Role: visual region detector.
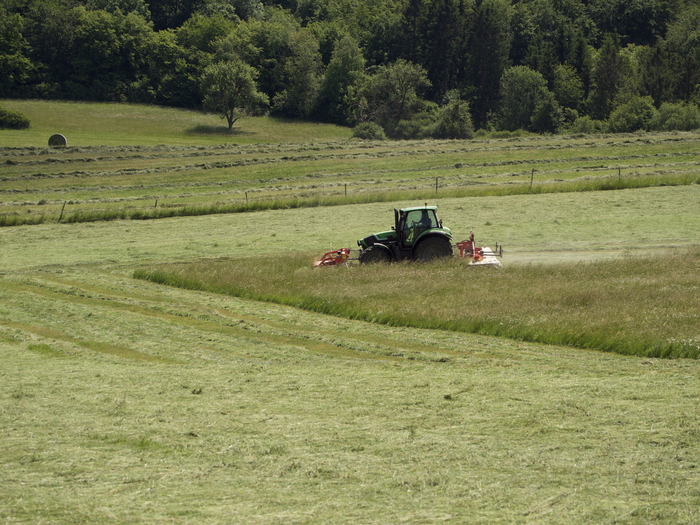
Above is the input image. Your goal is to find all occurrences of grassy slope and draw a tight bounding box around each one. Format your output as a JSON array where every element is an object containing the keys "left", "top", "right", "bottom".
[
  {"left": 0, "top": 99, "right": 352, "bottom": 147},
  {"left": 1, "top": 101, "right": 700, "bottom": 523}
]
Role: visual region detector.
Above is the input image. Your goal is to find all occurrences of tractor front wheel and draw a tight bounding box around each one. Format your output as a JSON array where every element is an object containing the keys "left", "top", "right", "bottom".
[
  {"left": 414, "top": 237, "right": 453, "bottom": 262},
  {"left": 359, "top": 246, "right": 391, "bottom": 264}
]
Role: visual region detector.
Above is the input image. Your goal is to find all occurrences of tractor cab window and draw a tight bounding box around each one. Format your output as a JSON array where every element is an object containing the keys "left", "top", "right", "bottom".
[
  {"left": 402, "top": 210, "right": 435, "bottom": 246},
  {"left": 426, "top": 210, "right": 439, "bottom": 228}
]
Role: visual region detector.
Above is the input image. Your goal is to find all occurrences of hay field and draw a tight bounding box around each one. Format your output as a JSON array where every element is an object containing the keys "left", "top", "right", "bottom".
[
  {"left": 2, "top": 101, "right": 699, "bottom": 226},
  {"left": 1, "top": 101, "right": 700, "bottom": 523}
]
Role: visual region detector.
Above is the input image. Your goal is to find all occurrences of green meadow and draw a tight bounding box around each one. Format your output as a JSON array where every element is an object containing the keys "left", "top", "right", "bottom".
[
  {"left": 2, "top": 100, "right": 699, "bottom": 226},
  {"left": 1, "top": 101, "right": 700, "bottom": 523}
]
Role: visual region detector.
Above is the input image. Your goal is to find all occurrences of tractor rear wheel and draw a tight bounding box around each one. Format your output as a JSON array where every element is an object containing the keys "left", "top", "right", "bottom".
[
  {"left": 414, "top": 237, "right": 453, "bottom": 262},
  {"left": 359, "top": 245, "right": 391, "bottom": 264}
]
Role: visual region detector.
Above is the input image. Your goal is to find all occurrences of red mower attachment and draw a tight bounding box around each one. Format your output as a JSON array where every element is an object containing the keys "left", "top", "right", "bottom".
[
  {"left": 314, "top": 231, "right": 502, "bottom": 268},
  {"left": 456, "top": 231, "right": 503, "bottom": 266},
  {"left": 314, "top": 247, "right": 355, "bottom": 267},
  {"left": 456, "top": 231, "right": 484, "bottom": 261}
]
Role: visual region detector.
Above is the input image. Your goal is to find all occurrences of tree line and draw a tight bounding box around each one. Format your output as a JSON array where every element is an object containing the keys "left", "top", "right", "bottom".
[{"left": 1, "top": 0, "right": 700, "bottom": 137}]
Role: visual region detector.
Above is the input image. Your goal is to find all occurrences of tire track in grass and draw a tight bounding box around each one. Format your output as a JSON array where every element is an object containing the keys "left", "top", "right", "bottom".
[
  {"left": 1, "top": 275, "right": 467, "bottom": 362},
  {"left": 0, "top": 319, "right": 170, "bottom": 363}
]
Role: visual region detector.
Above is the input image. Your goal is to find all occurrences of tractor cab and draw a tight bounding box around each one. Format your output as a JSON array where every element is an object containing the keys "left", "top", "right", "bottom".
[{"left": 395, "top": 207, "right": 442, "bottom": 248}]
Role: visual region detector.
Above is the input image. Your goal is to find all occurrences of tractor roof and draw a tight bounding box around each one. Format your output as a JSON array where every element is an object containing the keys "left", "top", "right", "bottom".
[{"left": 400, "top": 205, "right": 438, "bottom": 212}]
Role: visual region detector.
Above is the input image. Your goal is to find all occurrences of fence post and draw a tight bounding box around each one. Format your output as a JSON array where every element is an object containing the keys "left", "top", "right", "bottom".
[
  {"left": 58, "top": 201, "right": 66, "bottom": 222},
  {"left": 436, "top": 177, "right": 439, "bottom": 194},
  {"left": 530, "top": 168, "right": 535, "bottom": 189}
]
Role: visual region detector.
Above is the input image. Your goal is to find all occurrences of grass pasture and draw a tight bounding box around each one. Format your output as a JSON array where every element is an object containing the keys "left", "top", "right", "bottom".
[
  {"left": 1, "top": 100, "right": 700, "bottom": 523},
  {"left": 1, "top": 101, "right": 699, "bottom": 227}
]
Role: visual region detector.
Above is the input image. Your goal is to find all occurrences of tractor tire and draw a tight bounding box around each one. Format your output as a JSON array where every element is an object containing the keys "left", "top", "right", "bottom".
[
  {"left": 414, "top": 237, "right": 453, "bottom": 262},
  {"left": 359, "top": 245, "right": 391, "bottom": 264}
]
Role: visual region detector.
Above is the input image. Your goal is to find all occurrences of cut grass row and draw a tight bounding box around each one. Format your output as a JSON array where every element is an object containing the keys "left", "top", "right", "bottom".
[
  {"left": 2, "top": 171, "right": 698, "bottom": 227},
  {"left": 135, "top": 246, "right": 700, "bottom": 360}
]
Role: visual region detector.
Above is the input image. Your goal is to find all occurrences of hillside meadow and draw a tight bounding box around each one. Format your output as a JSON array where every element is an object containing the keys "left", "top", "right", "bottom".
[
  {"left": 2, "top": 101, "right": 699, "bottom": 227},
  {"left": 1, "top": 101, "right": 700, "bottom": 523}
]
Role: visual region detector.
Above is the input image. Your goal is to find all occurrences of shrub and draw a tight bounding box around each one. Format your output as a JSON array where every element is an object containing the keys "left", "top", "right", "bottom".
[
  {"left": 649, "top": 102, "right": 700, "bottom": 131},
  {"left": 489, "top": 130, "right": 514, "bottom": 139},
  {"left": 431, "top": 96, "right": 474, "bottom": 139},
  {"left": 387, "top": 113, "right": 434, "bottom": 140},
  {"left": 530, "top": 94, "right": 564, "bottom": 134},
  {"left": 351, "top": 122, "right": 386, "bottom": 140},
  {"left": 607, "top": 96, "right": 657, "bottom": 132},
  {"left": 384, "top": 101, "right": 438, "bottom": 139},
  {"left": 568, "top": 116, "right": 606, "bottom": 134},
  {"left": 0, "top": 107, "right": 30, "bottom": 129}
]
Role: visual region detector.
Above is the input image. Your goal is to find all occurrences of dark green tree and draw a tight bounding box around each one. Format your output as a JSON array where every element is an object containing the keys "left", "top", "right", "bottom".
[
  {"left": 398, "top": 0, "right": 428, "bottom": 65},
  {"left": 587, "top": 33, "right": 622, "bottom": 120},
  {"left": 138, "top": 28, "right": 206, "bottom": 107},
  {"left": 225, "top": 8, "right": 300, "bottom": 100},
  {"left": 272, "top": 29, "right": 322, "bottom": 118},
  {"left": 636, "top": 44, "right": 675, "bottom": 106},
  {"left": 525, "top": 32, "right": 559, "bottom": 89},
  {"left": 67, "top": 7, "right": 153, "bottom": 100},
  {"left": 146, "top": 0, "right": 207, "bottom": 29},
  {"left": 497, "top": 65, "right": 552, "bottom": 131},
  {"left": 552, "top": 63, "right": 584, "bottom": 111},
  {"left": 424, "top": 0, "right": 471, "bottom": 98},
  {"left": 176, "top": 14, "right": 236, "bottom": 53},
  {"left": 564, "top": 26, "right": 594, "bottom": 97},
  {"left": 86, "top": 0, "right": 151, "bottom": 20},
  {"left": 664, "top": 6, "right": 700, "bottom": 102},
  {"left": 530, "top": 91, "right": 563, "bottom": 133},
  {"left": 0, "top": 8, "right": 33, "bottom": 96},
  {"left": 348, "top": 59, "right": 430, "bottom": 125},
  {"left": 22, "top": 1, "right": 81, "bottom": 95},
  {"left": 509, "top": 2, "right": 535, "bottom": 66},
  {"left": 317, "top": 35, "right": 365, "bottom": 123},
  {"left": 467, "top": 0, "right": 510, "bottom": 128},
  {"left": 198, "top": 0, "right": 263, "bottom": 21},
  {"left": 588, "top": 0, "right": 670, "bottom": 47}
]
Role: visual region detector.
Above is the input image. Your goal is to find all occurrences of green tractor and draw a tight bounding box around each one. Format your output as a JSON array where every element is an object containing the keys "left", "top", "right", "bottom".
[{"left": 357, "top": 204, "right": 454, "bottom": 263}]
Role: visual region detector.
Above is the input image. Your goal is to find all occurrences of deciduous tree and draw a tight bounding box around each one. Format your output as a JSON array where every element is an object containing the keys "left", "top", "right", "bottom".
[
  {"left": 200, "top": 58, "right": 269, "bottom": 129},
  {"left": 318, "top": 35, "right": 365, "bottom": 123},
  {"left": 497, "top": 65, "right": 551, "bottom": 130}
]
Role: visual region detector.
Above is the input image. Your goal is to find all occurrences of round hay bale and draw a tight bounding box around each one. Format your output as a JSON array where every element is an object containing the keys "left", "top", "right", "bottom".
[{"left": 48, "top": 134, "right": 67, "bottom": 147}]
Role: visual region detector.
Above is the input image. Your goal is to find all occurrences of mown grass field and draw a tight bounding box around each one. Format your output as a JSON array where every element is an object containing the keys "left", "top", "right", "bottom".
[
  {"left": 1, "top": 100, "right": 700, "bottom": 523},
  {"left": 2, "top": 100, "right": 699, "bottom": 226}
]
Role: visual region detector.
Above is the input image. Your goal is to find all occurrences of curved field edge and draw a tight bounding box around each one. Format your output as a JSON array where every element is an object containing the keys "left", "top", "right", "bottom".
[
  {"left": 3, "top": 173, "right": 699, "bottom": 228},
  {"left": 135, "top": 249, "right": 700, "bottom": 359}
]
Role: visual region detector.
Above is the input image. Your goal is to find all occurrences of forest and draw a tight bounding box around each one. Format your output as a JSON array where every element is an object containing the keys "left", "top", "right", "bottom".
[{"left": 1, "top": 0, "right": 700, "bottom": 137}]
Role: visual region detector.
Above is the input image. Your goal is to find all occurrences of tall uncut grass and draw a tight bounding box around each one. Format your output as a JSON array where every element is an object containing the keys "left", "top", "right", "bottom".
[{"left": 136, "top": 247, "right": 700, "bottom": 359}]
